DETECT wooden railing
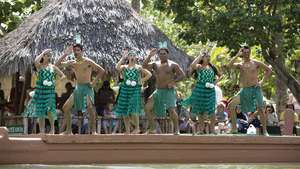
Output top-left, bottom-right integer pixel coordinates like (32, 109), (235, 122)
(2, 115), (178, 134)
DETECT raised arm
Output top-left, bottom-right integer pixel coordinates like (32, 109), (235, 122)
(226, 49), (242, 69)
(55, 46), (73, 67)
(142, 48), (157, 70)
(116, 49), (128, 72)
(190, 55), (203, 70)
(34, 49), (51, 69)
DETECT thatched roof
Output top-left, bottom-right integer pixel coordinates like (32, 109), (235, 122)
(0, 0), (191, 76)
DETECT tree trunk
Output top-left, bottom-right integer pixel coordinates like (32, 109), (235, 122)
(275, 76), (288, 115)
(131, 0), (140, 13)
(262, 50), (300, 104)
(261, 31), (300, 105)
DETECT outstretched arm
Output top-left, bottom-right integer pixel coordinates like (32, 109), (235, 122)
(226, 49), (242, 69)
(142, 48), (157, 70)
(35, 49), (51, 69)
(55, 46), (73, 67)
(190, 55), (202, 70)
(116, 49), (128, 72)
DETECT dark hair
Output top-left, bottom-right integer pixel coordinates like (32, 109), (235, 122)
(73, 43), (83, 51)
(40, 57), (44, 63)
(286, 104), (295, 111)
(158, 48), (169, 54)
(265, 104), (275, 113)
(103, 80), (110, 86)
(242, 46), (250, 49)
(65, 82), (73, 88)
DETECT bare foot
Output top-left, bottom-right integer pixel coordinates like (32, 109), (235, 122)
(131, 128), (140, 134)
(145, 129), (156, 135)
(174, 131), (180, 135)
(197, 131), (204, 135)
(59, 131), (73, 135)
(48, 130), (55, 135)
(36, 133), (45, 136)
(91, 131), (98, 135)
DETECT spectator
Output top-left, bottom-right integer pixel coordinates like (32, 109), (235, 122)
(95, 80), (115, 116)
(215, 103), (229, 134)
(280, 104), (299, 136)
(288, 90), (300, 114)
(266, 104), (279, 126)
(265, 103), (280, 135)
(22, 88), (35, 134)
(248, 111), (261, 135)
(102, 103), (119, 134)
(58, 82), (74, 109)
(235, 105), (248, 133)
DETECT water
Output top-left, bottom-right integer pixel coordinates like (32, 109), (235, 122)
(0, 164), (300, 169)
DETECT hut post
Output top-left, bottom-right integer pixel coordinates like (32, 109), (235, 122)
(10, 72), (21, 114)
(18, 69), (32, 114)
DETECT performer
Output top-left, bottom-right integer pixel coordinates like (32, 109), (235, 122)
(114, 49), (152, 134)
(55, 44), (105, 135)
(143, 41), (185, 135)
(28, 49), (65, 134)
(227, 44), (271, 135)
(182, 51), (221, 134)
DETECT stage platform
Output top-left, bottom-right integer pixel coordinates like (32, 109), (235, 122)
(0, 127), (300, 164)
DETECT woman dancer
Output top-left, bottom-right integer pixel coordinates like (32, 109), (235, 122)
(114, 49), (152, 134)
(32, 49), (65, 134)
(182, 51), (221, 134)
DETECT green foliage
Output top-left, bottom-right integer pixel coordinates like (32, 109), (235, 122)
(0, 0), (44, 36)
(151, 0), (299, 53)
(141, 1), (286, 100)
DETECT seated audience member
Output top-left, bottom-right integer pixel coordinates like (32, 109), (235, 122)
(235, 105), (248, 133)
(280, 104), (299, 136)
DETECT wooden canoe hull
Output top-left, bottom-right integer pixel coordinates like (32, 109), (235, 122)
(0, 127), (300, 164)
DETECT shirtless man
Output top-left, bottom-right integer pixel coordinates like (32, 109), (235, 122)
(55, 44), (105, 134)
(227, 45), (272, 136)
(143, 46), (185, 135)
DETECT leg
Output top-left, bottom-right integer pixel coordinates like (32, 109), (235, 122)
(23, 117), (28, 135)
(198, 115), (205, 135)
(61, 94), (74, 135)
(258, 107), (268, 136)
(209, 114), (216, 134)
(112, 120), (120, 134)
(86, 96), (96, 134)
(169, 108), (180, 135)
(227, 95), (240, 133)
(123, 116), (131, 134)
(38, 118), (45, 134)
(145, 96), (156, 134)
(47, 112), (55, 134)
(131, 115), (140, 134)
(256, 88), (268, 136)
(103, 121), (109, 134)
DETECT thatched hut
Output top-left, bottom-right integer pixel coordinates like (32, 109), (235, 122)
(0, 0), (191, 76)
(0, 0), (191, 113)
